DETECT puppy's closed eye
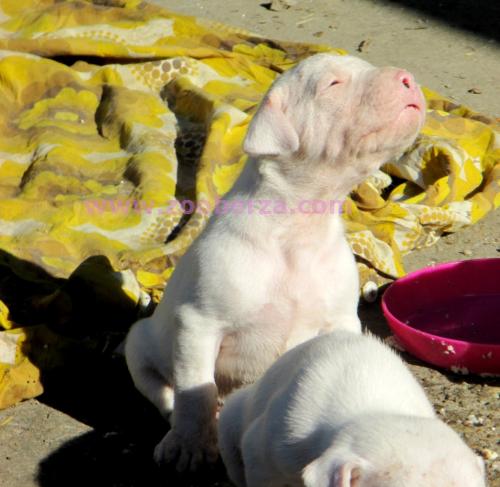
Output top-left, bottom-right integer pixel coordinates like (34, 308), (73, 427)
(316, 75), (345, 95)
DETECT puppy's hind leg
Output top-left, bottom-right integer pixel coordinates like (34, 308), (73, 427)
(125, 318), (174, 418)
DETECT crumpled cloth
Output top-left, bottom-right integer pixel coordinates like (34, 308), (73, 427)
(0, 0), (498, 409)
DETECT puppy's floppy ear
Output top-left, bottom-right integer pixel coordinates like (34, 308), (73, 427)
(302, 458), (364, 487)
(243, 89), (299, 158)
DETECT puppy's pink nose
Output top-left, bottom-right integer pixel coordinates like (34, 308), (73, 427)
(397, 70), (415, 90)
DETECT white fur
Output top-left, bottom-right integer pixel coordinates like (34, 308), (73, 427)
(125, 54), (426, 471)
(219, 332), (486, 487)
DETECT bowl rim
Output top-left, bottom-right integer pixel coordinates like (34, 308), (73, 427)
(381, 257), (500, 349)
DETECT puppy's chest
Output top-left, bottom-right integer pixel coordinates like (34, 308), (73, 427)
(216, 240), (340, 386)
(272, 240), (338, 323)
(215, 227), (349, 386)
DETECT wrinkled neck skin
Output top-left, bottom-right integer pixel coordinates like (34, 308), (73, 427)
(243, 147), (394, 205)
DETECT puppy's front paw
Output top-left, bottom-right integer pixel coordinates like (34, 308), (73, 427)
(154, 426), (218, 472)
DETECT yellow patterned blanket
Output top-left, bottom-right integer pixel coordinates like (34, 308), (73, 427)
(0, 0), (498, 409)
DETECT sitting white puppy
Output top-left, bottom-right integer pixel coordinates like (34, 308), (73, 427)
(218, 331), (486, 487)
(125, 54), (426, 471)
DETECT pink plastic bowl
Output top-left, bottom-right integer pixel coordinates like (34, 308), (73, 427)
(382, 258), (500, 376)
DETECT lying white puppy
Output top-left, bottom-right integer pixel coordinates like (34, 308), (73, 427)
(125, 53), (426, 471)
(219, 331), (486, 487)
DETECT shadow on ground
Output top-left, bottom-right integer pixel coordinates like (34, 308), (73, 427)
(383, 0), (500, 42)
(0, 249), (216, 486)
(35, 351), (231, 487)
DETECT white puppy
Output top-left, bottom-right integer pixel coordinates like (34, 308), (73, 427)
(218, 331), (486, 487)
(125, 54), (426, 471)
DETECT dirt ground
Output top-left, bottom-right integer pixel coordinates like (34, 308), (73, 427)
(0, 1), (499, 486)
